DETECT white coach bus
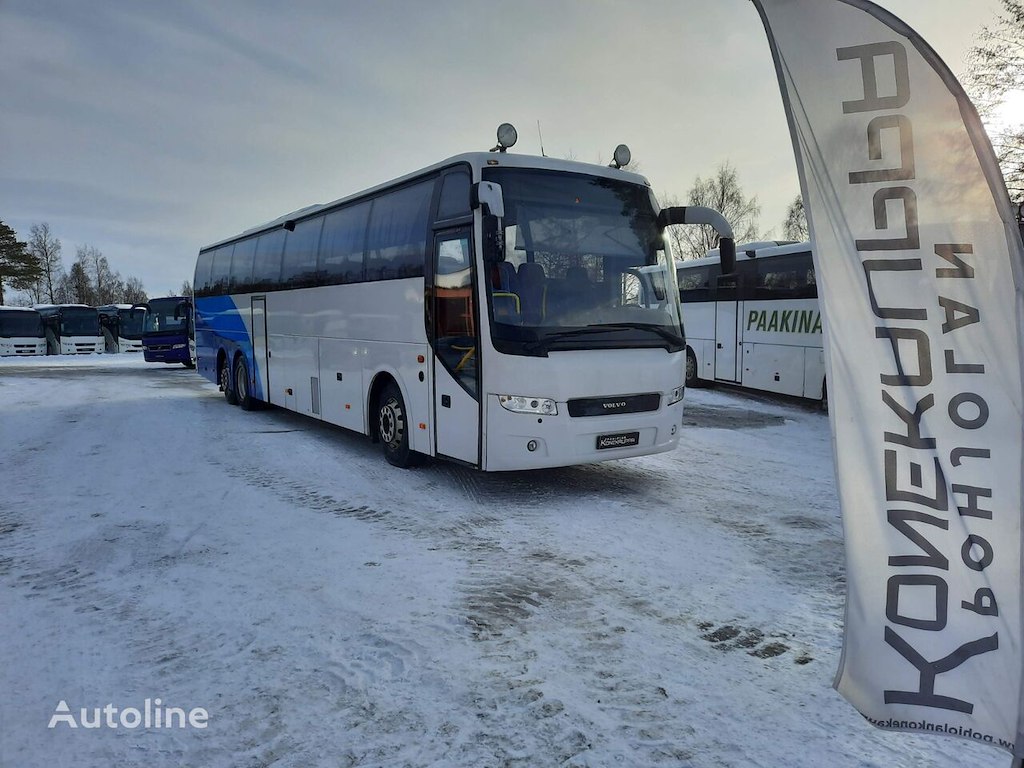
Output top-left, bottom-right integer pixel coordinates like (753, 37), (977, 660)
(35, 304), (105, 355)
(97, 304), (145, 353)
(678, 241), (826, 405)
(0, 306), (47, 356)
(194, 125), (736, 470)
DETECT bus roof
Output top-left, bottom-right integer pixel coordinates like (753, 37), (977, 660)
(0, 305), (40, 313)
(682, 240), (813, 268)
(202, 151), (652, 252)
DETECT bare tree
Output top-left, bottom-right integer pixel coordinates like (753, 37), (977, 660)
(78, 244), (123, 305)
(658, 193), (691, 258)
(782, 195), (809, 241)
(65, 260), (95, 305)
(178, 280), (193, 298)
(966, 0), (1024, 203)
(28, 223), (64, 304)
(672, 162), (762, 260)
(122, 276), (148, 304)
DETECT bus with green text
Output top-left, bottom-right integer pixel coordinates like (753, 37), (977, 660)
(677, 241), (825, 405)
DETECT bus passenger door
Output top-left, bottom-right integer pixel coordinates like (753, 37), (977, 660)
(251, 296), (269, 400)
(714, 275), (740, 383)
(430, 230), (480, 466)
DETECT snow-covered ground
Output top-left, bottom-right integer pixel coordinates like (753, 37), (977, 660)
(0, 356), (1001, 767)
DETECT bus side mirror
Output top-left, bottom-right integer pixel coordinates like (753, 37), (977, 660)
(658, 205), (736, 275)
(473, 181), (506, 263)
(472, 181), (505, 218)
(719, 237), (736, 276)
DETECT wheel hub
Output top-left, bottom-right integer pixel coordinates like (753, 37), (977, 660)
(380, 401), (399, 444)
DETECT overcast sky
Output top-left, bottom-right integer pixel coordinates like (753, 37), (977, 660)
(0, 0), (1002, 297)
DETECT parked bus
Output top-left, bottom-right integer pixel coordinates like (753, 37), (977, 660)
(194, 125), (735, 470)
(97, 304), (145, 353)
(35, 304), (105, 355)
(677, 240), (825, 405)
(0, 306), (47, 356)
(141, 296), (195, 367)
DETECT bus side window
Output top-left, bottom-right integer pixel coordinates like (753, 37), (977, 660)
(280, 218), (322, 289)
(194, 251), (214, 297)
(365, 179), (434, 281)
(678, 265), (715, 302)
(756, 253), (815, 299)
(209, 245), (234, 295)
(230, 238), (257, 293)
(320, 202), (370, 285)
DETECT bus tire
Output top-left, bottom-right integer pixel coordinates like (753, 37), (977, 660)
(220, 356), (238, 405)
(685, 348), (700, 388)
(821, 379), (828, 414)
(377, 381), (420, 468)
(235, 356), (256, 411)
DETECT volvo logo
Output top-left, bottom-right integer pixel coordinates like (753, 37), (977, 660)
(602, 401), (628, 409)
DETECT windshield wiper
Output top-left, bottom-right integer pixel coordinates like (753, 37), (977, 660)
(523, 323), (683, 355)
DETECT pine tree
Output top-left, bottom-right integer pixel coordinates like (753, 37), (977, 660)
(0, 220), (42, 306)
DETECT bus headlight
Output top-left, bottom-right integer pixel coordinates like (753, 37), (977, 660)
(667, 386), (684, 406)
(498, 395), (557, 416)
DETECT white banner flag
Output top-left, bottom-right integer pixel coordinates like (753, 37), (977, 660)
(751, 0), (1024, 757)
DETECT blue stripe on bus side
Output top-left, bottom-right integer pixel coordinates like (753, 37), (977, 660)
(195, 296), (264, 401)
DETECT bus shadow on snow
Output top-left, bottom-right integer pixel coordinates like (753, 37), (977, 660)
(231, 401), (679, 506)
(682, 402), (787, 430)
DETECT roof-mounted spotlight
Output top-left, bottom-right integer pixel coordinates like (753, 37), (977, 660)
(490, 123), (518, 153)
(609, 144), (631, 169)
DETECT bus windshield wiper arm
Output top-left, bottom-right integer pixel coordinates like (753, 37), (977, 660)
(596, 323), (685, 345)
(524, 323), (683, 354)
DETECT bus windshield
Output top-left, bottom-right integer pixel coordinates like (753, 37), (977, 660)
(60, 307), (99, 336)
(118, 308), (145, 339)
(143, 298), (189, 334)
(481, 168), (682, 355)
(0, 311), (44, 338)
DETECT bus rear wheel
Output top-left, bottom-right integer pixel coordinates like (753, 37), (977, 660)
(234, 356), (257, 411)
(220, 357), (238, 405)
(377, 382), (419, 468)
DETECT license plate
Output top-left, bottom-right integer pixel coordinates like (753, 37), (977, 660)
(596, 431), (640, 450)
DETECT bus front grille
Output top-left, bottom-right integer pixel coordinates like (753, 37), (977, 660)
(567, 393), (661, 418)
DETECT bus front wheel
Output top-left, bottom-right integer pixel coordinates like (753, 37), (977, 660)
(220, 357), (238, 405)
(377, 382), (419, 468)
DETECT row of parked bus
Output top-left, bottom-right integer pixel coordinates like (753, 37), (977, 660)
(0, 298), (195, 366)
